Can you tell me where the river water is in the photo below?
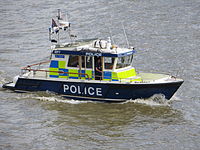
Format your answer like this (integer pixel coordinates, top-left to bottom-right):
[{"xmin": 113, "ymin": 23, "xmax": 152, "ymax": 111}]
[{"xmin": 0, "ymin": 0, "xmax": 200, "ymax": 149}]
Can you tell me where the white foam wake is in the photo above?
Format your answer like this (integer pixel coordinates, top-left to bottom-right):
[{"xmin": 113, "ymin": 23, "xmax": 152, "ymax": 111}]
[
  {"xmin": 123, "ymin": 94, "xmax": 172, "ymax": 106},
  {"xmin": 14, "ymin": 91, "xmax": 174, "ymax": 106},
  {"xmin": 34, "ymin": 96, "xmax": 90, "ymax": 104}
]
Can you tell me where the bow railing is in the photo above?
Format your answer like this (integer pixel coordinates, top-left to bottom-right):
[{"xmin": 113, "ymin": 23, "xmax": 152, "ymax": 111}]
[{"xmin": 21, "ymin": 61, "xmax": 91, "ymax": 80}]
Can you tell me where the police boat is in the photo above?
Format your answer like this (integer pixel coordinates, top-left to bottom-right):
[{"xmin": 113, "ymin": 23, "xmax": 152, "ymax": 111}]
[{"xmin": 3, "ymin": 10, "xmax": 184, "ymax": 102}]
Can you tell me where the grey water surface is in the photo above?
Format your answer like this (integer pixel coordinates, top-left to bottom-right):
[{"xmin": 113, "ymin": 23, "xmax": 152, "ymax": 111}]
[{"xmin": 0, "ymin": 0, "xmax": 200, "ymax": 149}]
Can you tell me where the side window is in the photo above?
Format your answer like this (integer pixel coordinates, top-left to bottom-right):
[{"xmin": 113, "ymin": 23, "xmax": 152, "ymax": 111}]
[
  {"xmin": 68, "ymin": 55, "xmax": 78, "ymax": 67},
  {"xmin": 105, "ymin": 57, "xmax": 114, "ymax": 70},
  {"xmin": 86, "ymin": 56, "xmax": 92, "ymax": 68},
  {"xmin": 127, "ymin": 55, "xmax": 133, "ymax": 65}
]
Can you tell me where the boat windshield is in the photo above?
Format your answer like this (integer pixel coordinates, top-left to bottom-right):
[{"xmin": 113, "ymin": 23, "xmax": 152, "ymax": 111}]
[
  {"xmin": 116, "ymin": 55, "xmax": 133, "ymax": 69},
  {"xmin": 104, "ymin": 57, "xmax": 115, "ymax": 70}
]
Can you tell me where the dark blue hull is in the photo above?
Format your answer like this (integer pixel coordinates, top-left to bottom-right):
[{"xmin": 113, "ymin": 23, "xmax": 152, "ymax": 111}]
[{"xmin": 3, "ymin": 78, "xmax": 183, "ymax": 102}]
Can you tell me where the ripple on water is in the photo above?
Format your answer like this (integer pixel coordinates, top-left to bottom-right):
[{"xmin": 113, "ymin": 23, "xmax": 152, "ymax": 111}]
[{"xmin": 0, "ymin": 0, "xmax": 200, "ymax": 149}]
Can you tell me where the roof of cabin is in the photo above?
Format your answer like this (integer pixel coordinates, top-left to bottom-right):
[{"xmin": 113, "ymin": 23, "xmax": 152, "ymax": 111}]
[{"xmin": 52, "ymin": 39, "xmax": 135, "ymax": 57}]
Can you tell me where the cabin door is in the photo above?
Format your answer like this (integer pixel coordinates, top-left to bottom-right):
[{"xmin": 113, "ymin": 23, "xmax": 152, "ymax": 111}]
[
  {"xmin": 81, "ymin": 56, "xmax": 93, "ymax": 79},
  {"xmin": 94, "ymin": 56, "xmax": 102, "ymax": 80}
]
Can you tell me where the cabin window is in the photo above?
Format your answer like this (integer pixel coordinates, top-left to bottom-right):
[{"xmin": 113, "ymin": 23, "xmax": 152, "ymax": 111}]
[
  {"xmin": 81, "ymin": 56, "xmax": 92, "ymax": 69},
  {"xmin": 68, "ymin": 55, "xmax": 79, "ymax": 67},
  {"xmin": 116, "ymin": 55, "xmax": 133, "ymax": 69},
  {"xmin": 86, "ymin": 56, "xmax": 92, "ymax": 68},
  {"xmin": 104, "ymin": 57, "xmax": 114, "ymax": 70}
]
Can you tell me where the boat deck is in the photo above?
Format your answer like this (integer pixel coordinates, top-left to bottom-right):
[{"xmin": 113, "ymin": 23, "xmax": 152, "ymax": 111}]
[{"xmin": 138, "ymin": 73, "xmax": 170, "ymax": 82}]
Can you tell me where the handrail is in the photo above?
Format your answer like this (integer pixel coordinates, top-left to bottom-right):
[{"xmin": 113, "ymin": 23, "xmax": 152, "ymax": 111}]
[
  {"xmin": 22, "ymin": 67, "xmax": 142, "ymax": 82},
  {"xmin": 22, "ymin": 68, "xmax": 91, "ymax": 80},
  {"xmin": 22, "ymin": 60, "xmax": 50, "ymax": 70},
  {"xmin": 21, "ymin": 61, "xmax": 144, "ymax": 82},
  {"xmin": 21, "ymin": 61, "xmax": 90, "ymax": 80}
]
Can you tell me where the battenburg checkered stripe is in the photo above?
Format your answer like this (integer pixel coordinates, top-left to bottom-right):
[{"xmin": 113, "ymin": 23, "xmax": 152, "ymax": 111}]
[{"xmin": 49, "ymin": 60, "xmax": 141, "ymax": 82}]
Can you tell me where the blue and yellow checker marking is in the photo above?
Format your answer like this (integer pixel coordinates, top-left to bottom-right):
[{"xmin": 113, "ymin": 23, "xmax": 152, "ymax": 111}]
[
  {"xmin": 79, "ymin": 70, "xmax": 94, "ymax": 79},
  {"xmin": 49, "ymin": 60, "xmax": 141, "ymax": 82},
  {"xmin": 50, "ymin": 60, "xmax": 58, "ymax": 68},
  {"xmin": 49, "ymin": 60, "xmax": 66, "ymax": 78},
  {"xmin": 103, "ymin": 68, "xmax": 142, "ymax": 82},
  {"xmin": 49, "ymin": 60, "xmax": 94, "ymax": 79}
]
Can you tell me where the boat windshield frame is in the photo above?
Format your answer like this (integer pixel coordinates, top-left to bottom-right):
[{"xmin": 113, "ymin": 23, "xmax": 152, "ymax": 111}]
[{"xmin": 116, "ymin": 54, "xmax": 133, "ymax": 69}]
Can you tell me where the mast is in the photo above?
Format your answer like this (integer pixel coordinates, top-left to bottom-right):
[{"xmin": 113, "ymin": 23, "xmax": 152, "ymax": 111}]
[
  {"xmin": 57, "ymin": 9, "xmax": 61, "ymax": 20},
  {"xmin": 122, "ymin": 22, "xmax": 130, "ymax": 48},
  {"xmin": 49, "ymin": 10, "xmax": 76, "ymax": 45}
]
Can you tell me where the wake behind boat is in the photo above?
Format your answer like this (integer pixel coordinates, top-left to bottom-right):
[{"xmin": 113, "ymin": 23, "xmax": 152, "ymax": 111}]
[{"xmin": 3, "ymin": 10, "xmax": 183, "ymax": 102}]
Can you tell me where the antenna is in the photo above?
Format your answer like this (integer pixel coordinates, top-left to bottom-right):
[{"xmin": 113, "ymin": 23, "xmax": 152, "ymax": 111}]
[
  {"xmin": 122, "ymin": 22, "xmax": 130, "ymax": 48},
  {"xmin": 108, "ymin": 26, "xmax": 115, "ymax": 45},
  {"xmin": 105, "ymin": 12, "xmax": 115, "ymax": 45},
  {"xmin": 66, "ymin": 12, "xmax": 75, "ymax": 43}
]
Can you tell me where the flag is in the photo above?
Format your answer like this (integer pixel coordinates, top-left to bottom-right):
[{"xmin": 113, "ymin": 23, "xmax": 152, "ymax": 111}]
[
  {"xmin": 52, "ymin": 18, "xmax": 57, "ymax": 28},
  {"xmin": 52, "ymin": 18, "xmax": 59, "ymax": 34}
]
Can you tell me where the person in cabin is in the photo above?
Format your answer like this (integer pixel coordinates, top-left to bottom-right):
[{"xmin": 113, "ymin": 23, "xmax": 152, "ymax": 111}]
[{"xmin": 95, "ymin": 58, "xmax": 102, "ymax": 80}]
